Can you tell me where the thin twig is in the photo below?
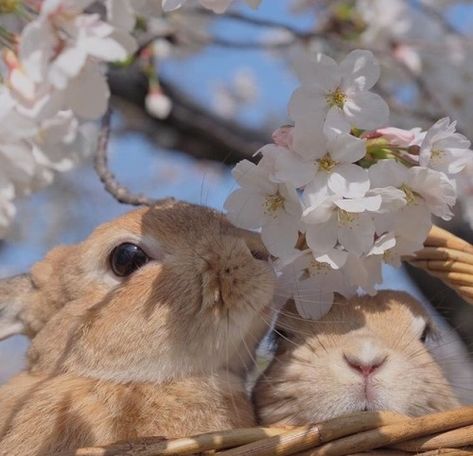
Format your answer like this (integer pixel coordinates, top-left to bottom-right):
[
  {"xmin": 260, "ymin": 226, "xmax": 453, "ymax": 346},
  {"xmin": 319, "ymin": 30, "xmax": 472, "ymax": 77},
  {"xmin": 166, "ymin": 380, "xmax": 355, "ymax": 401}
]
[{"xmin": 94, "ymin": 109, "xmax": 174, "ymax": 207}]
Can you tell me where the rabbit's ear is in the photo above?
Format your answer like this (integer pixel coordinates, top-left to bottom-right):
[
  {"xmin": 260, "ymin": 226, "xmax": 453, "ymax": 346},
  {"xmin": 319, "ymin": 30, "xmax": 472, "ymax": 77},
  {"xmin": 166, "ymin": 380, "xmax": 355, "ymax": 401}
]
[
  {"xmin": 0, "ymin": 245, "xmax": 74, "ymax": 341},
  {"xmin": 0, "ymin": 273, "xmax": 36, "ymax": 340}
]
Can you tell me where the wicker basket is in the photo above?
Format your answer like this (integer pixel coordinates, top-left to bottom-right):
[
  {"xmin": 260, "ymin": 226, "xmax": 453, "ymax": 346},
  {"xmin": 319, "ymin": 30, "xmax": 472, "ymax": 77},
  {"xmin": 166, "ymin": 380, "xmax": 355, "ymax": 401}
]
[{"xmin": 71, "ymin": 226, "xmax": 473, "ymax": 456}]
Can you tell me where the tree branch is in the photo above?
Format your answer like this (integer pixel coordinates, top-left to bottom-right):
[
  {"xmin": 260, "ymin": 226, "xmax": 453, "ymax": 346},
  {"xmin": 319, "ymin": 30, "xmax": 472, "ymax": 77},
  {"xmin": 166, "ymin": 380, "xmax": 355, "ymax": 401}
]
[
  {"xmin": 108, "ymin": 65, "xmax": 268, "ymax": 165},
  {"xmin": 94, "ymin": 109, "xmax": 174, "ymax": 207}
]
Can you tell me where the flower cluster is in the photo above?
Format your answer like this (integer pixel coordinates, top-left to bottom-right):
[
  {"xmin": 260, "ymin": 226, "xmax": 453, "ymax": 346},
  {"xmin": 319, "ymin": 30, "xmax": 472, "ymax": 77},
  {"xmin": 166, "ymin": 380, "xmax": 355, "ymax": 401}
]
[
  {"xmin": 0, "ymin": 0, "xmax": 140, "ymax": 236},
  {"xmin": 0, "ymin": 0, "xmax": 259, "ymax": 236},
  {"xmin": 225, "ymin": 49, "xmax": 472, "ymax": 318}
]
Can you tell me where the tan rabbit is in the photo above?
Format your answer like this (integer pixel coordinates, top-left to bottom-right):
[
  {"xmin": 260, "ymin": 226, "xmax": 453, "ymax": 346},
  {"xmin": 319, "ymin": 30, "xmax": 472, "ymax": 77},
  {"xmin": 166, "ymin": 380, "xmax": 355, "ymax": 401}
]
[
  {"xmin": 0, "ymin": 201, "xmax": 275, "ymax": 455},
  {"xmin": 253, "ymin": 291, "xmax": 461, "ymax": 425}
]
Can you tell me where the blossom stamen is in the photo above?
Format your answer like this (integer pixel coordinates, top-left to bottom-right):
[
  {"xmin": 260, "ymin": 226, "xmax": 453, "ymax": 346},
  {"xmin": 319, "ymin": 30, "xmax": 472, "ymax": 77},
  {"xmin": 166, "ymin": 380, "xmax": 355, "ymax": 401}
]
[
  {"xmin": 264, "ymin": 192, "xmax": 285, "ymax": 216},
  {"xmin": 431, "ymin": 148, "xmax": 443, "ymax": 162},
  {"xmin": 400, "ymin": 184, "xmax": 417, "ymax": 205},
  {"xmin": 309, "ymin": 260, "xmax": 331, "ymax": 275},
  {"xmin": 337, "ymin": 209, "xmax": 355, "ymax": 226},
  {"xmin": 326, "ymin": 87, "xmax": 347, "ymax": 109},
  {"xmin": 318, "ymin": 154, "xmax": 337, "ymax": 172}
]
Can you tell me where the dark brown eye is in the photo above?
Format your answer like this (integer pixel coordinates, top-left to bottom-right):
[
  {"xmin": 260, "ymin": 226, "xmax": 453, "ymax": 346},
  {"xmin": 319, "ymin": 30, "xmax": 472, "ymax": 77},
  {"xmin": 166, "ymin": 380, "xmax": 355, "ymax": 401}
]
[{"xmin": 109, "ymin": 243, "xmax": 149, "ymax": 277}]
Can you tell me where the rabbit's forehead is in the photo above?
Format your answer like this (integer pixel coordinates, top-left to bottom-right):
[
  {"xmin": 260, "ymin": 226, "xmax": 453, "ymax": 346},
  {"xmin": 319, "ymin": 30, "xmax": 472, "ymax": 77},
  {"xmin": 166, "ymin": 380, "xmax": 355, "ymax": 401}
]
[
  {"xmin": 363, "ymin": 306, "xmax": 427, "ymax": 334},
  {"xmin": 88, "ymin": 204, "xmax": 228, "ymax": 244},
  {"xmin": 314, "ymin": 301, "xmax": 428, "ymax": 336}
]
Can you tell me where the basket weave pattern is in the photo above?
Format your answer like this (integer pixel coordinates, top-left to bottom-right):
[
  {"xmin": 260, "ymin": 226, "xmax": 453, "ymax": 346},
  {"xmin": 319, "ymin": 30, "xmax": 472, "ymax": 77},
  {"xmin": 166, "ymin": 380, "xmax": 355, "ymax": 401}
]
[
  {"xmin": 70, "ymin": 226, "xmax": 473, "ymax": 456},
  {"xmin": 408, "ymin": 225, "xmax": 473, "ymax": 306}
]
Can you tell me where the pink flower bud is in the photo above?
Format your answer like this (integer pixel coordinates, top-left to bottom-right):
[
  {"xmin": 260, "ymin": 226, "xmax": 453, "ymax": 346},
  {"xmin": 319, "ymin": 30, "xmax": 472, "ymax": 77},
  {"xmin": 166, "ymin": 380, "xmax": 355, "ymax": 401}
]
[
  {"xmin": 374, "ymin": 127, "xmax": 416, "ymax": 147},
  {"xmin": 272, "ymin": 125, "xmax": 294, "ymax": 149}
]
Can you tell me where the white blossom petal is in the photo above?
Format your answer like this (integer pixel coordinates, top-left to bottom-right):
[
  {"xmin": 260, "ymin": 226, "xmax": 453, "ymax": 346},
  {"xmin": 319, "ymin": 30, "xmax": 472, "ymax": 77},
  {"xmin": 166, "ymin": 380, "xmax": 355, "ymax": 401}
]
[
  {"xmin": 65, "ymin": 63, "xmax": 110, "ymax": 119},
  {"xmin": 344, "ymin": 91, "xmax": 389, "ymax": 130},
  {"xmin": 328, "ymin": 133, "xmax": 366, "ymax": 163},
  {"xmin": 328, "ymin": 163, "xmax": 370, "ymax": 198},
  {"xmin": 292, "ymin": 120, "xmax": 327, "ymax": 160},
  {"xmin": 288, "ymin": 87, "xmax": 326, "ymax": 122},
  {"xmin": 324, "ymin": 106, "xmax": 351, "ymax": 137},
  {"xmin": 369, "ymin": 159, "xmax": 408, "ymax": 188},
  {"xmin": 302, "ymin": 175, "xmax": 330, "ymax": 210},
  {"xmin": 294, "ymin": 281, "xmax": 334, "ymax": 320},
  {"xmin": 261, "ymin": 215, "xmax": 299, "ymax": 259},
  {"xmin": 305, "ymin": 215, "xmax": 338, "ymax": 253},
  {"xmin": 334, "ymin": 194, "xmax": 382, "ymax": 213},
  {"xmin": 338, "ymin": 213, "xmax": 375, "ymax": 256},
  {"xmin": 339, "ymin": 50, "xmax": 380, "ymax": 92},
  {"xmin": 369, "ymin": 187, "xmax": 407, "ymax": 213},
  {"xmin": 316, "ymin": 248, "xmax": 349, "ymax": 269},
  {"xmin": 407, "ymin": 167, "xmax": 456, "ymax": 220},
  {"xmin": 232, "ymin": 158, "xmax": 275, "ymax": 194},
  {"xmin": 224, "ymin": 188, "xmax": 265, "ymax": 229},
  {"xmin": 270, "ymin": 146, "xmax": 315, "ymax": 188},
  {"xmin": 369, "ymin": 232, "xmax": 396, "ymax": 255},
  {"xmin": 293, "ymin": 51, "xmax": 340, "ymax": 92},
  {"xmin": 20, "ymin": 19, "xmax": 56, "ymax": 83},
  {"xmin": 344, "ymin": 254, "xmax": 383, "ymax": 295}
]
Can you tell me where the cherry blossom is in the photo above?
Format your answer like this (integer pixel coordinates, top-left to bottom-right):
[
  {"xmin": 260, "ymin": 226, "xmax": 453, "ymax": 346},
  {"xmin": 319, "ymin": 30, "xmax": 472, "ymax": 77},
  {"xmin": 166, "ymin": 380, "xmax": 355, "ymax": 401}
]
[
  {"xmin": 15, "ymin": 3, "xmax": 136, "ymax": 119},
  {"xmin": 420, "ymin": 117, "xmax": 472, "ymax": 175},
  {"xmin": 290, "ymin": 49, "xmax": 390, "ymax": 133},
  {"xmin": 302, "ymin": 192, "xmax": 382, "ymax": 258},
  {"xmin": 225, "ymin": 48, "xmax": 472, "ymax": 319},
  {"xmin": 277, "ymin": 250, "xmax": 356, "ymax": 319},
  {"xmin": 370, "ymin": 160, "xmax": 457, "ymax": 221},
  {"xmin": 0, "ymin": 83, "xmax": 89, "ymax": 208},
  {"xmin": 224, "ymin": 159, "xmax": 302, "ymax": 258},
  {"xmin": 271, "ymin": 129, "xmax": 368, "ymax": 198},
  {"xmin": 343, "ymin": 253, "xmax": 384, "ymax": 296}
]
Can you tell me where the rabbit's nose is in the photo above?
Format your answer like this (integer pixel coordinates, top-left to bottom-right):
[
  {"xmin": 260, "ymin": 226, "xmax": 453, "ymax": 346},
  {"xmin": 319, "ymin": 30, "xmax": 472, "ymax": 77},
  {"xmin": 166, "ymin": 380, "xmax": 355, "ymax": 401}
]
[{"xmin": 343, "ymin": 352, "xmax": 387, "ymax": 377}]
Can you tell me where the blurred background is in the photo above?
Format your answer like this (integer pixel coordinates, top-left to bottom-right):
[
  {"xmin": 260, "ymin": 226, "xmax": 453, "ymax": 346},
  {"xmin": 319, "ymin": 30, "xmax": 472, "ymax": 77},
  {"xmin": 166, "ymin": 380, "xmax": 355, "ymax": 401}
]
[{"xmin": 1, "ymin": 0, "xmax": 473, "ymax": 383}]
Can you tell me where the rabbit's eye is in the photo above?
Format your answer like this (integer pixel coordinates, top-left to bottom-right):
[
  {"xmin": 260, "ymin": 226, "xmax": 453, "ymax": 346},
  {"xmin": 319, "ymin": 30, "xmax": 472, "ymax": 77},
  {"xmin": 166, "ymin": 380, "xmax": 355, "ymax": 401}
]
[
  {"xmin": 109, "ymin": 243, "xmax": 150, "ymax": 277},
  {"xmin": 420, "ymin": 323, "xmax": 431, "ymax": 343}
]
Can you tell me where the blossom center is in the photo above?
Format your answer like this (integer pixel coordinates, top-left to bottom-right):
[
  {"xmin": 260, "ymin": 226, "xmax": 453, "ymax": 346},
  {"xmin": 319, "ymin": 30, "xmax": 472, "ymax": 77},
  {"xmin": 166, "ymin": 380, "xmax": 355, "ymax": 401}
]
[
  {"xmin": 264, "ymin": 192, "xmax": 285, "ymax": 216},
  {"xmin": 309, "ymin": 259, "xmax": 331, "ymax": 275},
  {"xmin": 431, "ymin": 148, "xmax": 443, "ymax": 162},
  {"xmin": 400, "ymin": 184, "xmax": 417, "ymax": 205},
  {"xmin": 0, "ymin": 0, "xmax": 19, "ymax": 13},
  {"xmin": 326, "ymin": 87, "xmax": 347, "ymax": 109},
  {"xmin": 337, "ymin": 209, "xmax": 355, "ymax": 226},
  {"xmin": 318, "ymin": 154, "xmax": 337, "ymax": 172}
]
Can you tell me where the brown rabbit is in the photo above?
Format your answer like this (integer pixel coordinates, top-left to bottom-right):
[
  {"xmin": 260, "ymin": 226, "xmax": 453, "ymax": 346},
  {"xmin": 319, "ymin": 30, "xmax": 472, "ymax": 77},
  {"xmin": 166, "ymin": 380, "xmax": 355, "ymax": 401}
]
[
  {"xmin": 0, "ymin": 201, "xmax": 275, "ymax": 455},
  {"xmin": 253, "ymin": 291, "xmax": 461, "ymax": 425}
]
